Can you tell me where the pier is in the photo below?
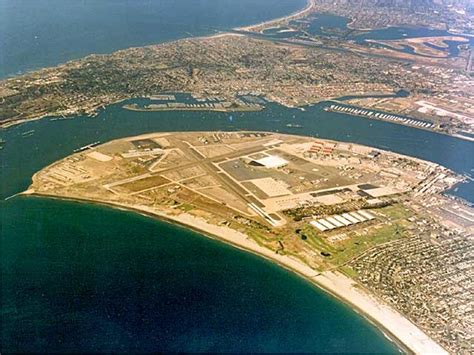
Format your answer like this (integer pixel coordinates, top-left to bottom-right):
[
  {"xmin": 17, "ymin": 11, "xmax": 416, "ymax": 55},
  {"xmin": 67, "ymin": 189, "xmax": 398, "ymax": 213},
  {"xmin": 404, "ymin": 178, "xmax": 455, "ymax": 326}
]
[{"xmin": 324, "ymin": 103, "xmax": 435, "ymax": 129}]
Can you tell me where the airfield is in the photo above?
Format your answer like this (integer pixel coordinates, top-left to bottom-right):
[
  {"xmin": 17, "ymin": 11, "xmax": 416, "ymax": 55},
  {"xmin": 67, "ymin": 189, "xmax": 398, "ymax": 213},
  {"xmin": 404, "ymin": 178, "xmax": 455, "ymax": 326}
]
[{"xmin": 29, "ymin": 131, "xmax": 462, "ymax": 270}]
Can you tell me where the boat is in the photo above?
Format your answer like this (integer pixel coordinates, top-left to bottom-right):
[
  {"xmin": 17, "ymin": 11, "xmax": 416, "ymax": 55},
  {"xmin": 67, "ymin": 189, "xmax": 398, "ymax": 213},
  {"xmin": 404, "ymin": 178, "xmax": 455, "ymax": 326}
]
[
  {"xmin": 21, "ymin": 130, "xmax": 35, "ymax": 137},
  {"xmin": 323, "ymin": 103, "xmax": 434, "ymax": 130},
  {"xmin": 286, "ymin": 123, "xmax": 303, "ymax": 128}
]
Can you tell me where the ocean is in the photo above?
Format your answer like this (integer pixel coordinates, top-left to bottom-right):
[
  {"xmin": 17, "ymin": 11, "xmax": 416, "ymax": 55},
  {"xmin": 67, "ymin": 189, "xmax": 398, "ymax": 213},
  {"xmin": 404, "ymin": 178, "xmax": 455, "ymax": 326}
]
[
  {"xmin": 0, "ymin": 0, "xmax": 306, "ymax": 78},
  {"xmin": 2, "ymin": 99, "xmax": 473, "ymax": 351},
  {"xmin": 1, "ymin": 196, "xmax": 399, "ymax": 352},
  {"xmin": 2, "ymin": 0, "xmax": 473, "ymax": 352}
]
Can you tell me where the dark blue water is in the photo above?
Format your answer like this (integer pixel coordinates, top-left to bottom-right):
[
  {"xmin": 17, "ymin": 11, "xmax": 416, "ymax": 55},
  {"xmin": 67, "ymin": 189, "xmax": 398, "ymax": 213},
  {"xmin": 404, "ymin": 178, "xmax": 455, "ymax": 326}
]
[
  {"xmin": 1, "ymin": 1, "xmax": 473, "ymax": 351},
  {"xmin": 1, "ymin": 196, "xmax": 400, "ymax": 353},
  {"xmin": 2, "ymin": 99, "xmax": 473, "ymax": 352},
  {"xmin": 0, "ymin": 0, "xmax": 306, "ymax": 78}
]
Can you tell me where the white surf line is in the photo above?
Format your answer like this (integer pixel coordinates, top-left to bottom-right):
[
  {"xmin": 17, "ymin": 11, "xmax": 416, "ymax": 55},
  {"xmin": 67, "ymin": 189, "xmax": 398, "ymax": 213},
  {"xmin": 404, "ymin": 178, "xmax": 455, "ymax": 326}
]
[
  {"xmin": 5, "ymin": 192, "xmax": 22, "ymax": 201},
  {"xmin": 235, "ymin": 0, "xmax": 315, "ymax": 32}
]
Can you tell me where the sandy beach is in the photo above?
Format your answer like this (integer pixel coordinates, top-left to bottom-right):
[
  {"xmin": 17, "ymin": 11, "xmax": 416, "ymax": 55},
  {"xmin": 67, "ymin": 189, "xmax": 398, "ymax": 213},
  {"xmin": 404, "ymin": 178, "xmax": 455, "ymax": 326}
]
[
  {"xmin": 145, "ymin": 207, "xmax": 448, "ymax": 355},
  {"xmin": 24, "ymin": 191, "xmax": 448, "ymax": 355},
  {"xmin": 236, "ymin": 0, "xmax": 315, "ymax": 32}
]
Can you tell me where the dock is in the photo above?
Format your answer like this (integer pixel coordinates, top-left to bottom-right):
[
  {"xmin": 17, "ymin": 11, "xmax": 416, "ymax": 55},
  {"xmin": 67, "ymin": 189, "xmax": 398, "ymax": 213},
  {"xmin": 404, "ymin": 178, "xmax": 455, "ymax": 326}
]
[{"xmin": 324, "ymin": 103, "xmax": 434, "ymax": 129}]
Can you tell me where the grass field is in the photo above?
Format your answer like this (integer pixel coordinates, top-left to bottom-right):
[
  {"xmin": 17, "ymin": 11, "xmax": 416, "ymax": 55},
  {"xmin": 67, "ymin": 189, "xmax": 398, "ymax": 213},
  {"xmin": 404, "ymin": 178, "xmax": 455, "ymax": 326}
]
[
  {"xmin": 295, "ymin": 204, "xmax": 412, "ymax": 268},
  {"xmin": 117, "ymin": 175, "xmax": 170, "ymax": 193}
]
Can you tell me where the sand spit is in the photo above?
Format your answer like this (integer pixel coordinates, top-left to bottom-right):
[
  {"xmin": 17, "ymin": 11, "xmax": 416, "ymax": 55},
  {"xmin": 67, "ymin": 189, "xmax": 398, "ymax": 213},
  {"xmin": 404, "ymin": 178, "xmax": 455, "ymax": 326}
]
[{"xmin": 25, "ymin": 191, "xmax": 448, "ymax": 355}]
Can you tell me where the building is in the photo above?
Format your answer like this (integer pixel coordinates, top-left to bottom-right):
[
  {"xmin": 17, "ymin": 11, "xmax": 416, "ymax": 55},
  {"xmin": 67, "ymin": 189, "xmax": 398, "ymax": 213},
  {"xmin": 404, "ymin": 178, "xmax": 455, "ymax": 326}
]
[{"xmin": 252, "ymin": 155, "xmax": 288, "ymax": 169}]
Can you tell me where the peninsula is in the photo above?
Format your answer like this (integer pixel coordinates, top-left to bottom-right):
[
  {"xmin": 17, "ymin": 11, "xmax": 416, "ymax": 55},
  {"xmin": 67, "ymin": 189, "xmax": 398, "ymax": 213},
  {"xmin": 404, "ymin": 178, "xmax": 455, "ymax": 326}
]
[
  {"xmin": 26, "ymin": 132, "xmax": 473, "ymax": 354},
  {"xmin": 4, "ymin": 0, "xmax": 474, "ymax": 353},
  {"xmin": 1, "ymin": 1, "xmax": 473, "ymax": 137}
]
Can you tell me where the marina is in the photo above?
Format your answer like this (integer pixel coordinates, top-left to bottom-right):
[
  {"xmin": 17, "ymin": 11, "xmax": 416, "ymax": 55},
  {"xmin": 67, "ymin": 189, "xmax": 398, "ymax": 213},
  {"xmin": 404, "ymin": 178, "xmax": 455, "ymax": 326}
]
[
  {"xmin": 123, "ymin": 94, "xmax": 264, "ymax": 113},
  {"xmin": 324, "ymin": 103, "xmax": 435, "ymax": 129},
  {"xmin": 1, "ymin": 93, "xmax": 473, "ymax": 355},
  {"xmin": 1, "ymin": 0, "xmax": 473, "ymax": 352}
]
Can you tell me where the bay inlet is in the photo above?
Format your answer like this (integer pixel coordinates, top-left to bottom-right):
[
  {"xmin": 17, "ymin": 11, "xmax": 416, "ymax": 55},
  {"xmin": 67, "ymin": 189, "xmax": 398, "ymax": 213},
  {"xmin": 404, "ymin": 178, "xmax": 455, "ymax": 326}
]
[
  {"xmin": 2, "ymin": 100, "xmax": 473, "ymax": 352},
  {"xmin": 1, "ymin": 0, "xmax": 473, "ymax": 351}
]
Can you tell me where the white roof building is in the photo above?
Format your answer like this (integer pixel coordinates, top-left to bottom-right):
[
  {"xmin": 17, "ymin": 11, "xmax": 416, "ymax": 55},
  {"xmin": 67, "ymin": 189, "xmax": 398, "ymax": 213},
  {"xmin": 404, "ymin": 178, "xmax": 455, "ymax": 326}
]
[{"xmin": 254, "ymin": 155, "xmax": 288, "ymax": 169}]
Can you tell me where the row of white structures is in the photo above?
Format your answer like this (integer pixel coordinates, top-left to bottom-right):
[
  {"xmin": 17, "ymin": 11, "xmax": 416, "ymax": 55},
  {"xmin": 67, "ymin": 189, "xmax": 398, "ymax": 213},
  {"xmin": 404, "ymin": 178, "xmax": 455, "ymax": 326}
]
[
  {"xmin": 329, "ymin": 105, "xmax": 434, "ymax": 129},
  {"xmin": 310, "ymin": 210, "xmax": 376, "ymax": 232}
]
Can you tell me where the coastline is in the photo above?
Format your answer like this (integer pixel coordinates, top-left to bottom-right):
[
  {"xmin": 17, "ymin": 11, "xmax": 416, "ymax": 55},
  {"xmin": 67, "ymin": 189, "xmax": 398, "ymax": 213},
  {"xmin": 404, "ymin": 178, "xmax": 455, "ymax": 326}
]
[
  {"xmin": 234, "ymin": 0, "xmax": 315, "ymax": 32},
  {"xmin": 1, "ymin": 0, "xmax": 468, "ymax": 351},
  {"xmin": 122, "ymin": 103, "xmax": 263, "ymax": 113},
  {"xmin": 22, "ymin": 191, "xmax": 448, "ymax": 355},
  {"xmin": 3, "ymin": 95, "xmax": 471, "ymax": 147},
  {"xmin": 0, "ymin": 96, "xmax": 127, "ymax": 130},
  {"xmin": 1, "ymin": 0, "xmax": 471, "ymax": 137},
  {"xmin": 324, "ymin": 100, "xmax": 474, "ymax": 142}
]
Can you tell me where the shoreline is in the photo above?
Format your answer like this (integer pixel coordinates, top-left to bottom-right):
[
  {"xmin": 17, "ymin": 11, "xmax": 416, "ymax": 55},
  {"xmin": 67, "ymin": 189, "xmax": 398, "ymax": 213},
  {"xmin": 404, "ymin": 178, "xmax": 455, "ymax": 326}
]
[
  {"xmin": 0, "ymin": 0, "xmax": 309, "ymax": 82},
  {"xmin": 0, "ymin": 0, "xmax": 467, "ymax": 351},
  {"xmin": 3, "ymin": 96, "xmax": 471, "ymax": 145},
  {"xmin": 21, "ymin": 191, "xmax": 448, "ymax": 355},
  {"xmin": 1, "ymin": 1, "xmax": 471, "ymax": 135},
  {"xmin": 0, "ymin": 96, "xmax": 128, "ymax": 130},
  {"xmin": 122, "ymin": 103, "xmax": 263, "ymax": 113},
  {"xmin": 233, "ymin": 0, "xmax": 315, "ymax": 32},
  {"xmin": 324, "ymin": 100, "xmax": 474, "ymax": 142}
]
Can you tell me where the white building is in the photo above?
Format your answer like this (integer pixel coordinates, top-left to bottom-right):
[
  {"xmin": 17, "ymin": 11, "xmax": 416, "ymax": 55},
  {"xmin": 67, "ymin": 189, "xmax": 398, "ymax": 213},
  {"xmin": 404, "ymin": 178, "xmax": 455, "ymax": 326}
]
[{"xmin": 253, "ymin": 155, "xmax": 288, "ymax": 169}]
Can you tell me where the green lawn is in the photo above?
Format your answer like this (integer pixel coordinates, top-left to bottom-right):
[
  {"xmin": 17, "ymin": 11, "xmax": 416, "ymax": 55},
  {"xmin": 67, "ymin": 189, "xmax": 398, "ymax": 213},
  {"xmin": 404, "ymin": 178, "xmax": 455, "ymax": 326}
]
[
  {"xmin": 299, "ymin": 204, "xmax": 412, "ymax": 268},
  {"xmin": 378, "ymin": 204, "xmax": 412, "ymax": 220}
]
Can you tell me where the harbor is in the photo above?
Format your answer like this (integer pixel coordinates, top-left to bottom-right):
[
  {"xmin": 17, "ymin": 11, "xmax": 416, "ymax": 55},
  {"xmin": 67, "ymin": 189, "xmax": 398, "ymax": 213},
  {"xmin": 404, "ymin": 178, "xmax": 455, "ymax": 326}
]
[
  {"xmin": 1, "ymin": 90, "xmax": 473, "ymax": 355},
  {"xmin": 123, "ymin": 94, "xmax": 264, "ymax": 113},
  {"xmin": 324, "ymin": 103, "xmax": 435, "ymax": 129}
]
